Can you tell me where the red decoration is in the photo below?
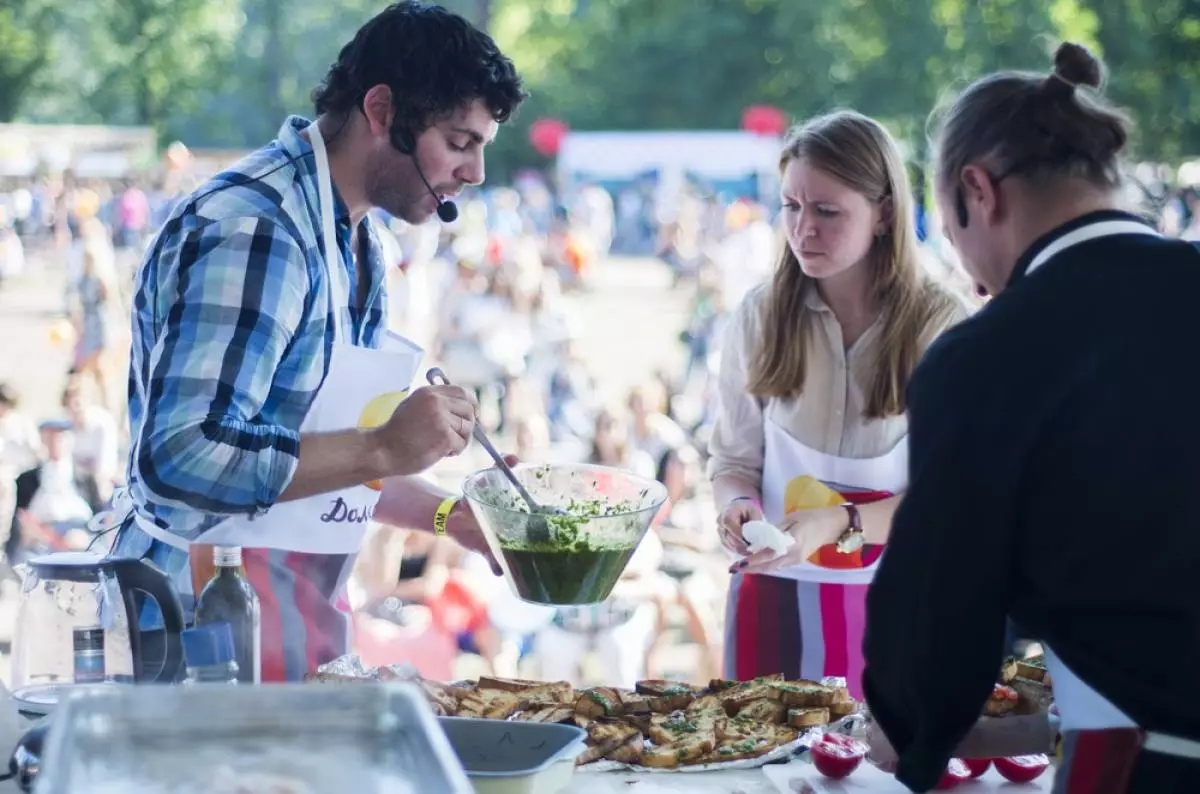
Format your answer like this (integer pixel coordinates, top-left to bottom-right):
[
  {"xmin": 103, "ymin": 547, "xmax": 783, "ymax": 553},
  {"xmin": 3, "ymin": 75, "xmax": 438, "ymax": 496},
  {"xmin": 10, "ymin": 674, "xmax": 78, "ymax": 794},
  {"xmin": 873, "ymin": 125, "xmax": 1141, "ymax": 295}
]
[
  {"xmin": 528, "ymin": 117, "xmax": 569, "ymax": 157},
  {"xmin": 741, "ymin": 104, "xmax": 788, "ymax": 136}
]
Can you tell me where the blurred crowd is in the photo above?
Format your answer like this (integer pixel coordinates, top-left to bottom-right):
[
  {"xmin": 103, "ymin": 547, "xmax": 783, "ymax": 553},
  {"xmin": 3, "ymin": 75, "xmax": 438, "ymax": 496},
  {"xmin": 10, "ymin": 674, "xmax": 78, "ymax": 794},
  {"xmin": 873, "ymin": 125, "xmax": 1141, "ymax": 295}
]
[{"xmin": 1, "ymin": 154, "xmax": 1198, "ymax": 687}]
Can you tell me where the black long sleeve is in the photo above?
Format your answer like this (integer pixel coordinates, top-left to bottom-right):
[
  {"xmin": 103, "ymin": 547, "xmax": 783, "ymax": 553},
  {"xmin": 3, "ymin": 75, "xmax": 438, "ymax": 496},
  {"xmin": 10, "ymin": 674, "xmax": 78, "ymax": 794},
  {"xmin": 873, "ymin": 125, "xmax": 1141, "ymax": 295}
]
[
  {"xmin": 863, "ymin": 330, "xmax": 1018, "ymax": 791},
  {"xmin": 863, "ymin": 221, "xmax": 1200, "ymax": 790}
]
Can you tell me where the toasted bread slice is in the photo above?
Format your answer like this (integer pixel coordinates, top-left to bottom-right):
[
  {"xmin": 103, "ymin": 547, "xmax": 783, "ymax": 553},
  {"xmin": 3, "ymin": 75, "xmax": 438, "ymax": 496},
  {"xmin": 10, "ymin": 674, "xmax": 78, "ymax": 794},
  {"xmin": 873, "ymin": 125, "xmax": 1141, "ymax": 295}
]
[
  {"xmin": 828, "ymin": 700, "xmax": 857, "ymax": 719},
  {"xmin": 772, "ymin": 681, "xmax": 836, "ymax": 708},
  {"xmin": 576, "ymin": 719, "xmax": 640, "ymax": 765},
  {"xmin": 1016, "ymin": 659, "xmax": 1047, "ymax": 683},
  {"xmin": 774, "ymin": 724, "xmax": 800, "ymax": 745},
  {"xmin": 476, "ymin": 675, "xmax": 548, "ymax": 692},
  {"xmin": 604, "ymin": 732, "xmax": 645, "ymax": 765},
  {"xmin": 575, "ymin": 687, "xmax": 624, "ymax": 719},
  {"xmin": 706, "ymin": 736, "xmax": 776, "ymax": 764},
  {"xmin": 639, "ymin": 731, "xmax": 716, "ymax": 768},
  {"xmin": 636, "ymin": 679, "xmax": 697, "ymax": 697},
  {"xmin": 687, "ymin": 695, "xmax": 728, "ymax": 717},
  {"xmin": 513, "ymin": 706, "xmax": 575, "ymax": 725},
  {"xmin": 417, "ymin": 680, "xmax": 460, "ymax": 716},
  {"xmin": 636, "ymin": 680, "xmax": 697, "ymax": 713},
  {"xmin": 458, "ymin": 689, "xmax": 523, "ymax": 720},
  {"xmin": 1000, "ymin": 656, "xmax": 1021, "ymax": 685},
  {"xmin": 716, "ymin": 716, "xmax": 778, "ymax": 744},
  {"xmin": 648, "ymin": 711, "xmax": 708, "ymax": 746},
  {"xmin": 707, "ymin": 678, "xmax": 739, "ymax": 692},
  {"xmin": 735, "ymin": 697, "xmax": 787, "ymax": 724},
  {"xmin": 623, "ymin": 711, "xmax": 653, "ymax": 734},
  {"xmin": 616, "ymin": 689, "xmax": 651, "ymax": 714},
  {"xmin": 787, "ymin": 707, "xmax": 830, "ymax": 729},
  {"xmin": 476, "ymin": 677, "xmax": 575, "ymax": 706}
]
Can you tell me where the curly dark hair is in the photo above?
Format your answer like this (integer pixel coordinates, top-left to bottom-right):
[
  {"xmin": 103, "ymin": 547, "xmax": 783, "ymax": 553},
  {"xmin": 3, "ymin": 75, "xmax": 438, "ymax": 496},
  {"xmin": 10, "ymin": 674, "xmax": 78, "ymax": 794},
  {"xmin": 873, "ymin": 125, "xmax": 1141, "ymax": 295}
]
[{"xmin": 312, "ymin": 2, "xmax": 526, "ymax": 138}]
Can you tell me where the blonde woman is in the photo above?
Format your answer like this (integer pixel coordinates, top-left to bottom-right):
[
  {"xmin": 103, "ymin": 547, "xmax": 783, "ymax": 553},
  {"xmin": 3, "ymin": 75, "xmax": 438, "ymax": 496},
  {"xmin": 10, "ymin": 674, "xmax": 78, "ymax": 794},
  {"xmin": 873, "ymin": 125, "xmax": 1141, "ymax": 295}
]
[{"xmin": 711, "ymin": 111, "xmax": 969, "ymax": 697}]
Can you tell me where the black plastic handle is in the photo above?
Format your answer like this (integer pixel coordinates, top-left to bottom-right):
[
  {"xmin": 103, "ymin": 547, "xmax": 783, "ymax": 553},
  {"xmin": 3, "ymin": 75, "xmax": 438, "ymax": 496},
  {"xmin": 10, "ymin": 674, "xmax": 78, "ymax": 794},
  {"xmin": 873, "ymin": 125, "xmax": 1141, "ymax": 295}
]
[{"xmin": 110, "ymin": 557, "xmax": 186, "ymax": 683}]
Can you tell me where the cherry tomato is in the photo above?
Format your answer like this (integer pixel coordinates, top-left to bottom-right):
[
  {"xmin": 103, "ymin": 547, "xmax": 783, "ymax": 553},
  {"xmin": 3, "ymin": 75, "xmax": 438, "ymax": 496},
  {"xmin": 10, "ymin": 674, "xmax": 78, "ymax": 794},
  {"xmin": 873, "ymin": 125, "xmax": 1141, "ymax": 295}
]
[
  {"xmin": 994, "ymin": 754, "xmax": 1050, "ymax": 783},
  {"xmin": 933, "ymin": 759, "xmax": 972, "ymax": 789},
  {"xmin": 961, "ymin": 758, "xmax": 992, "ymax": 778},
  {"xmin": 811, "ymin": 733, "xmax": 867, "ymax": 780}
]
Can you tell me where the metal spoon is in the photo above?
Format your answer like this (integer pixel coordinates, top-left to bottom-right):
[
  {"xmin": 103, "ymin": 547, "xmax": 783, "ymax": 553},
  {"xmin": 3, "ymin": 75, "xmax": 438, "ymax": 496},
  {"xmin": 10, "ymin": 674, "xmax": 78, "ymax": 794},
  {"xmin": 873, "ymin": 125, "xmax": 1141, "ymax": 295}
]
[{"xmin": 425, "ymin": 368, "xmax": 565, "ymax": 537}]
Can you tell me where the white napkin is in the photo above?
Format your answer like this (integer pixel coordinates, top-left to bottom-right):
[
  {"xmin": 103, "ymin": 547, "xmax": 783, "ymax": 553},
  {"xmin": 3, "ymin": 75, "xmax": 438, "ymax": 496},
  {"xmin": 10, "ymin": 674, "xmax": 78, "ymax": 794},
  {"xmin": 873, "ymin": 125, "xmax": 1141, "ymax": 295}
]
[{"xmin": 741, "ymin": 520, "xmax": 795, "ymax": 558}]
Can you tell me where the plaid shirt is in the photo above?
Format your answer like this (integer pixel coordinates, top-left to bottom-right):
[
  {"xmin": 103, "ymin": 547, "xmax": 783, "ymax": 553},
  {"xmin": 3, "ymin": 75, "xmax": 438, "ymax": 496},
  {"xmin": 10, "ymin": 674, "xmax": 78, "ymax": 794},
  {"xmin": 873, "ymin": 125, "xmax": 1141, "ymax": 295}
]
[{"xmin": 111, "ymin": 116, "xmax": 388, "ymax": 624}]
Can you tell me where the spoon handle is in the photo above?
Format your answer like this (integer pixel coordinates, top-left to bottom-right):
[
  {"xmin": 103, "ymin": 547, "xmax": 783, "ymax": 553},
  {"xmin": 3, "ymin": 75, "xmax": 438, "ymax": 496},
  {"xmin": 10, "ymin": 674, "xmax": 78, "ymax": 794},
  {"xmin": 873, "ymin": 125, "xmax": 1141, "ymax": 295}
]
[{"xmin": 425, "ymin": 367, "xmax": 541, "ymax": 511}]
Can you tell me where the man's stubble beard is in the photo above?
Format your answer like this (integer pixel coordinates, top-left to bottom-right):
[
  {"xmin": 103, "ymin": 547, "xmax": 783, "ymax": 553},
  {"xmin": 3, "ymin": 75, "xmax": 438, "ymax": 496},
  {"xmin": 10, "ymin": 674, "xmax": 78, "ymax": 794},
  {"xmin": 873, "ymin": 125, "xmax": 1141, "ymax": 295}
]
[{"xmin": 365, "ymin": 149, "xmax": 433, "ymax": 225}]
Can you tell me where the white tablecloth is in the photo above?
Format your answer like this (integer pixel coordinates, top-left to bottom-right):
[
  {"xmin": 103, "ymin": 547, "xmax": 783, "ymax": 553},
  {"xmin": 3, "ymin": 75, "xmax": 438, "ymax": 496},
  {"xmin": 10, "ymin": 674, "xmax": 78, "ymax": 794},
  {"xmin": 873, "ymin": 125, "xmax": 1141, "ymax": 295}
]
[{"xmin": 573, "ymin": 758, "xmax": 1056, "ymax": 793}]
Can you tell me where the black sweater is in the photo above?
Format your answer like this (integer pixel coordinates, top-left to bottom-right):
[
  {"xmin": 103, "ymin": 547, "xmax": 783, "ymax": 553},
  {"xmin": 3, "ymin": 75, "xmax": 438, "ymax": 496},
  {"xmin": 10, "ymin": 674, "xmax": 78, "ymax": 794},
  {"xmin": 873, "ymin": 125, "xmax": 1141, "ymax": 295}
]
[{"xmin": 863, "ymin": 211, "xmax": 1200, "ymax": 791}]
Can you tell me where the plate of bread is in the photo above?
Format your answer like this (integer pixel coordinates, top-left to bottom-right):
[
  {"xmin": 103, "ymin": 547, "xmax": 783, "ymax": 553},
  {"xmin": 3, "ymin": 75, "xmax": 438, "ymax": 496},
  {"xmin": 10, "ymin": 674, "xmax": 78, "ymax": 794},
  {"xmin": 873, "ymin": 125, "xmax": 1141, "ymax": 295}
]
[{"xmin": 309, "ymin": 660, "xmax": 859, "ymax": 771}]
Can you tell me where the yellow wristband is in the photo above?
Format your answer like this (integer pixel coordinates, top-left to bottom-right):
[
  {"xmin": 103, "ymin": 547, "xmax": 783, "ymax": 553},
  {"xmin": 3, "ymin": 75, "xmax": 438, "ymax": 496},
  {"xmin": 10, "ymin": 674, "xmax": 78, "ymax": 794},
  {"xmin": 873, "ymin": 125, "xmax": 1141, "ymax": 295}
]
[{"xmin": 434, "ymin": 496, "xmax": 459, "ymax": 537}]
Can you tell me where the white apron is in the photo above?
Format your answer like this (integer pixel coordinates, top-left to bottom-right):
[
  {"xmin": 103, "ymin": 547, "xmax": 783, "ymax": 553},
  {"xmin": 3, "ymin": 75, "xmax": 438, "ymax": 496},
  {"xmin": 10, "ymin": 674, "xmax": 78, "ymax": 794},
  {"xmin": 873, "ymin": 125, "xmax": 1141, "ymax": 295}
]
[
  {"xmin": 725, "ymin": 417, "xmax": 908, "ymax": 697},
  {"xmin": 761, "ymin": 419, "xmax": 908, "ymax": 583},
  {"xmin": 130, "ymin": 120, "xmax": 423, "ymax": 555}
]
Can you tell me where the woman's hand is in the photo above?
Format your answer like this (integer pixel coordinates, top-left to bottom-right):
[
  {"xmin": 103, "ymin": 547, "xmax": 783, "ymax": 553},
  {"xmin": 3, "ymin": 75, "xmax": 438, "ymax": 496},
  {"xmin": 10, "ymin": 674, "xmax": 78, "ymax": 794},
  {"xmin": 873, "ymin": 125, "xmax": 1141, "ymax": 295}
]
[
  {"xmin": 717, "ymin": 497, "xmax": 762, "ymax": 556},
  {"xmin": 730, "ymin": 506, "xmax": 845, "ymax": 575}
]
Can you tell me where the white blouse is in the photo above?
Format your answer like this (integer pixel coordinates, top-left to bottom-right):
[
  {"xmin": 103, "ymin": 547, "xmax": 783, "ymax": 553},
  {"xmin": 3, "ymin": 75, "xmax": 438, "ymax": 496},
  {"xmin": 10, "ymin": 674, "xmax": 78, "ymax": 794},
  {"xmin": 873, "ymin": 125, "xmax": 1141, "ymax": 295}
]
[{"xmin": 708, "ymin": 283, "xmax": 970, "ymax": 486}]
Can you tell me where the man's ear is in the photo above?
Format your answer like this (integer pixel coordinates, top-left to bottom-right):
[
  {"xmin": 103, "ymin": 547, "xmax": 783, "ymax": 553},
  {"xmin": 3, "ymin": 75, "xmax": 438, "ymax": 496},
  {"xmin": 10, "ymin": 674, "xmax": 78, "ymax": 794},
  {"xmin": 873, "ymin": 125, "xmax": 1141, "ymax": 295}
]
[
  {"xmin": 961, "ymin": 164, "xmax": 1001, "ymax": 225},
  {"xmin": 360, "ymin": 84, "xmax": 395, "ymax": 139}
]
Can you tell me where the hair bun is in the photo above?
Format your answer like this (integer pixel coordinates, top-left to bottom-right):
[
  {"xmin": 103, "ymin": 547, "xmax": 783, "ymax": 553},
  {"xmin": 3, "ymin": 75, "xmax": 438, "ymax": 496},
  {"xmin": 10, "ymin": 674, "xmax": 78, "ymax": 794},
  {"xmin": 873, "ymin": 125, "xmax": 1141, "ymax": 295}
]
[{"xmin": 1053, "ymin": 42, "xmax": 1103, "ymax": 89}]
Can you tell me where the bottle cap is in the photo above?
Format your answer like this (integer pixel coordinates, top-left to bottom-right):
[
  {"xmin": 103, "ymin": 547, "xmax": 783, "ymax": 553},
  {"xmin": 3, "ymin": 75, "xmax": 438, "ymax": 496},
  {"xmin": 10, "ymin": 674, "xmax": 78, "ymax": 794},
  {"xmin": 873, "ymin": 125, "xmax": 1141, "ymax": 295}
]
[
  {"xmin": 182, "ymin": 622, "xmax": 235, "ymax": 668},
  {"xmin": 213, "ymin": 546, "xmax": 242, "ymax": 567}
]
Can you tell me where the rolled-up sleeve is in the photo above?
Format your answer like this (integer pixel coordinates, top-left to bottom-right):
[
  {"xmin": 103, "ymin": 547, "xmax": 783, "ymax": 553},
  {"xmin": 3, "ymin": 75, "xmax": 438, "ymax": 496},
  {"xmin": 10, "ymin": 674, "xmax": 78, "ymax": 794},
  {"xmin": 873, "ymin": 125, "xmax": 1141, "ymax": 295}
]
[
  {"xmin": 707, "ymin": 291, "xmax": 765, "ymax": 485},
  {"xmin": 136, "ymin": 216, "xmax": 310, "ymax": 515}
]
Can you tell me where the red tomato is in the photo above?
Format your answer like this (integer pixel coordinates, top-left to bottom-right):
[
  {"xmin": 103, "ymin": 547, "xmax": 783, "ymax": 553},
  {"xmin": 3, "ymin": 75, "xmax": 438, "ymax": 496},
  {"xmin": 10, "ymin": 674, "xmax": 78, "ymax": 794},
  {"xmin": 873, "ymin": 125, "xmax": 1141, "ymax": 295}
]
[
  {"xmin": 994, "ymin": 754, "xmax": 1050, "ymax": 783},
  {"xmin": 811, "ymin": 733, "xmax": 867, "ymax": 780},
  {"xmin": 961, "ymin": 758, "xmax": 992, "ymax": 778},
  {"xmin": 933, "ymin": 759, "xmax": 972, "ymax": 789}
]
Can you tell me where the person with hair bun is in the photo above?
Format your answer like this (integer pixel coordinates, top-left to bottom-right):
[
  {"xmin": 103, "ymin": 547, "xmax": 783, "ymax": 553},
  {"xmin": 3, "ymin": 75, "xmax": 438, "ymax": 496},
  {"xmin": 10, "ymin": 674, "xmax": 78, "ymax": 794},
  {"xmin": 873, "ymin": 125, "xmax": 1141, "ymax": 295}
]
[{"xmin": 862, "ymin": 42, "xmax": 1200, "ymax": 792}]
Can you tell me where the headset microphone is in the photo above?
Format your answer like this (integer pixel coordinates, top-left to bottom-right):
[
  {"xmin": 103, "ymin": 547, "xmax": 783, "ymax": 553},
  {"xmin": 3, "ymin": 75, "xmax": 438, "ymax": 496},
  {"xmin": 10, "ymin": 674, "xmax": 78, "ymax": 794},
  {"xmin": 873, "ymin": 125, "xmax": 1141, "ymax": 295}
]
[
  {"xmin": 393, "ymin": 127, "xmax": 458, "ymax": 223},
  {"xmin": 414, "ymin": 156, "xmax": 458, "ymax": 222}
]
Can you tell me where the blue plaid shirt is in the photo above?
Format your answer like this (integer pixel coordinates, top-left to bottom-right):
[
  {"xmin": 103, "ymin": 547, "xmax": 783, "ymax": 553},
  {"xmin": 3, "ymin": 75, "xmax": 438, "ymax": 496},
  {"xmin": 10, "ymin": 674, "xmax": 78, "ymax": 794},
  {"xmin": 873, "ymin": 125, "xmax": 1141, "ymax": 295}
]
[{"xmin": 111, "ymin": 116, "xmax": 388, "ymax": 620}]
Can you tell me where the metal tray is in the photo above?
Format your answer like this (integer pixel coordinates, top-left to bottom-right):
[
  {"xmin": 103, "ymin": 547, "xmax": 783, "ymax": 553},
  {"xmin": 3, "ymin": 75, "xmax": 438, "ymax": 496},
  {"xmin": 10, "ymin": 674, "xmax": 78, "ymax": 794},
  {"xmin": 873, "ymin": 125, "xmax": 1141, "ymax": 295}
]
[{"xmin": 34, "ymin": 682, "xmax": 472, "ymax": 794}]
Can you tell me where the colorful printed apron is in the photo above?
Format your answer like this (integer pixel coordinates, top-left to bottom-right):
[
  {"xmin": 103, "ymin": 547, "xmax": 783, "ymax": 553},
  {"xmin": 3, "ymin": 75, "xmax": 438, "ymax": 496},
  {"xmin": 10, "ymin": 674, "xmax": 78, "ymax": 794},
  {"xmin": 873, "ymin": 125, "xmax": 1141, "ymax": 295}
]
[
  {"xmin": 132, "ymin": 120, "xmax": 422, "ymax": 681},
  {"xmin": 724, "ymin": 418, "xmax": 907, "ymax": 699}
]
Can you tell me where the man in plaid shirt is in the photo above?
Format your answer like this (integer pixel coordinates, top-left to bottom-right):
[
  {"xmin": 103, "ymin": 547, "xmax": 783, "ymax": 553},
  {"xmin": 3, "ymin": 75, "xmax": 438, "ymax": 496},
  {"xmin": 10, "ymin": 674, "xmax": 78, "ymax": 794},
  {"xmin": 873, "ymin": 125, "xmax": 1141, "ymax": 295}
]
[{"xmin": 104, "ymin": 2, "xmax": 526, "ymax": 681}]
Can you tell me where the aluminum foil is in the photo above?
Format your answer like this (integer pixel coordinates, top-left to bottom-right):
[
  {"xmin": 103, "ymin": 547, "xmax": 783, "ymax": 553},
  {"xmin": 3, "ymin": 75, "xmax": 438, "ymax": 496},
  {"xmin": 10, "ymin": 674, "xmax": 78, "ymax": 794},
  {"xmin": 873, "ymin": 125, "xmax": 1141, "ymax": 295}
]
[
  {"xmin": 578, "ymin": 727, "xmax": 823, "ymax": 774},
  {"xmin": 312, "ymin": 654, "xmax": 419, "ymax": 681}
]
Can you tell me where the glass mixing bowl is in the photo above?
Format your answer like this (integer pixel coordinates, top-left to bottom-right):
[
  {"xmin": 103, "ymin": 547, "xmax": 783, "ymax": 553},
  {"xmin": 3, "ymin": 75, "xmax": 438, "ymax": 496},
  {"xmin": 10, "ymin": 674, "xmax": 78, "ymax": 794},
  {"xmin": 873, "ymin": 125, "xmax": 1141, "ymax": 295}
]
[{"xmin": 461, "ymin": 463, "xmax": 668, "ymax": 606}]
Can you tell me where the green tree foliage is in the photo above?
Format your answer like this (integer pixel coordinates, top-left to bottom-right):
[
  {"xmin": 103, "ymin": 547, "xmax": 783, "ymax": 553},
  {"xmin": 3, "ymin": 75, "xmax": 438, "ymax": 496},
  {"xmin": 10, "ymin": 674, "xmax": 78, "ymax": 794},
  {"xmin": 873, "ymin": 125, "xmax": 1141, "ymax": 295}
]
[{"xmin": 4, "ymin": 0, "xmax": 1198, "ymax": 165}]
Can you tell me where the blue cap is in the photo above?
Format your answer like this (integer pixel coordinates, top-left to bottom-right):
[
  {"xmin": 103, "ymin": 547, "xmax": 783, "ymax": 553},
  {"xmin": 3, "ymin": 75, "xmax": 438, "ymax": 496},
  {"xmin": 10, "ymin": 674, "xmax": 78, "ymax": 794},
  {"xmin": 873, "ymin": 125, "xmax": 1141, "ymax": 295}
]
[{"xmin": 182, "ymin": 623, "xmax": 235, "ymax": 668}]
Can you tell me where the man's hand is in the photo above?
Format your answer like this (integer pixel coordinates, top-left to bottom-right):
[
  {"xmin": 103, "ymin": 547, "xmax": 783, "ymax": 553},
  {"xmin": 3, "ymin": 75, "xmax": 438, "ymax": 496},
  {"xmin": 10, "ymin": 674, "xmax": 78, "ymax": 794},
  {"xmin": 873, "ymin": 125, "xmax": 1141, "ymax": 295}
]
[
  {"xmin": 372, "ymin": 385, "xmax": 478, "ymax": 476},
  {"xmin": 445, "ymin": 454, "xmax": 520, "ymax": 576}
]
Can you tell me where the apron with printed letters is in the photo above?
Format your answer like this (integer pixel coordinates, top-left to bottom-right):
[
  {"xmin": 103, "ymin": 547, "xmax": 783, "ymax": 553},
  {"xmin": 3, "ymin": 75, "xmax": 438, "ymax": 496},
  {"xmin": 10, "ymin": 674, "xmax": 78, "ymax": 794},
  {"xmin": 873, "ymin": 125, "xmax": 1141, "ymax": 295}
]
[
  {"xmin": 131, "ymin": 121, "xmax": 422, "ymax": 681},
  {"xmin": 724, "ymin": 419, "xmax": 907, "ymax": 700}
]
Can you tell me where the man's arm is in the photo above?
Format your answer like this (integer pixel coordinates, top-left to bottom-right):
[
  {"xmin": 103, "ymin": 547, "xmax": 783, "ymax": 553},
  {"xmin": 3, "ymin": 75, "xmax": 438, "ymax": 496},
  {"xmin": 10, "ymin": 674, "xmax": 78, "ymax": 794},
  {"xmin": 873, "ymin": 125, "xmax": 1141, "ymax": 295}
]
[
  {"xmin": 135, "ymin": 216, "xmax": 311, "ymax": 516},
  {"xmin": 862, "ymin": 336, "xmax": 1019, "ymax": 792},
  {"xmin": 136, "ymin": 217, "xmax": 475, "ymax": 516}
]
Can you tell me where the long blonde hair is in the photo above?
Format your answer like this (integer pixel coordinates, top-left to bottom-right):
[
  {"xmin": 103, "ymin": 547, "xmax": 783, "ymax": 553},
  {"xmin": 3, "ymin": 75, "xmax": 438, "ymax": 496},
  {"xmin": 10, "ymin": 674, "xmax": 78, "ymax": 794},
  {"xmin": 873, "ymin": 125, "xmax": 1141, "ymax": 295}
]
[{"xmin": 749, "ymin": 110, "xmax": 958, "ymax": 419}]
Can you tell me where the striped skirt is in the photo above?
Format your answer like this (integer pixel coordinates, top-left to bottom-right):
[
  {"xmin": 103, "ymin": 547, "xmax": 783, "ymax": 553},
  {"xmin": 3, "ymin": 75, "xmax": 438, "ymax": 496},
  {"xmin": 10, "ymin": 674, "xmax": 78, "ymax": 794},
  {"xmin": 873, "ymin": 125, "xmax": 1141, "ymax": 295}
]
[{"xmin": 723, "ymin": 572, "xmax": 868, "ymax": 700}]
